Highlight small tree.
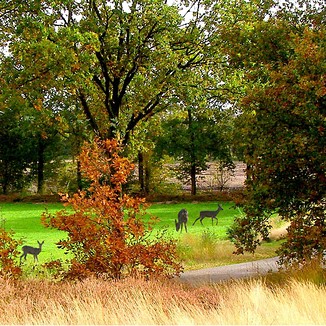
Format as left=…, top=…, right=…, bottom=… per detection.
left=42, top=138, right=182, bottom=280
left=213, top=161, right=236, bottom=191
left=155, top=106, right=234, bottom=195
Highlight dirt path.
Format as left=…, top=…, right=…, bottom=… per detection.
left=177, top=257, right=280, bottom=284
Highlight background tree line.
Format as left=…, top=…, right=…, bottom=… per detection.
left=0, top=0, right=241, bottom=196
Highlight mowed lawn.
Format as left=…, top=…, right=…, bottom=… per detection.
left=144, top=201, right=239, bottom=238
left=0, top=201, right=280, bottom=269
left=0, top=202, right=67, bottom=263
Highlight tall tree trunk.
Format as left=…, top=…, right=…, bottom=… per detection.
left=138, top=152, right=145, bottom=194
left=37, top=136, right=45, bottom=194
left=138, top=152, right=151, bottom=195
left=144, top=158, right=150, bottom=195
left=190, top=163, right=197, bottom=196
left=2, top=174, right=8, bottom=195
left=187, top=108, right=197, bottom=195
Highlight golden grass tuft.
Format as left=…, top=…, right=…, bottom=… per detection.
left=1, top=276, right=326, bottom=325
left=178, top=235, right=278, bottom=270
left=269, top=222, right=289, bottom=241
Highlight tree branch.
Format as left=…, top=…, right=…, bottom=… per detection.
left=78, top=91, right=102, bottom=138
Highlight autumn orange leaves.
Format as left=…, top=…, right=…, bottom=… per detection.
left=41, top=138, right=182, bottom=280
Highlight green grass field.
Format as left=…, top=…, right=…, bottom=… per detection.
left=0, top=201, right=282, bottom=271
left=145, top=201, right=239, bottom=237
left=0, top=202, right=67, bottom=265
left=0, top=204, right=323, bottom=324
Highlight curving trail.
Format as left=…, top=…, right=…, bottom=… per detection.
left=178, top=257, right=280, bottom=284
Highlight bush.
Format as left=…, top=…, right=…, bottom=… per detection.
left=42, top=138, right=182, bottom=280
left=0, top=221, right=22, bottom=279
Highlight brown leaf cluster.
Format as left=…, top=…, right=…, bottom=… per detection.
left=42, top=138, right=182, bottom=280
left=0, top=228, right=22, bottom=279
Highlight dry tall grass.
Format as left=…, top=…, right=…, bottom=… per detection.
left=178, top=236, right=278, bottom=269
left=1, top=276, right=325, bottom=325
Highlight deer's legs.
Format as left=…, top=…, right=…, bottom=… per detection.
left=20, top=253, right=27, bottom=264
left=192, top=218, right=200, bottom=226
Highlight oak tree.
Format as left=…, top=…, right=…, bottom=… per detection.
left=222, top=2, right=326, bottom=266
left=1, top=0, right=212, bottom=145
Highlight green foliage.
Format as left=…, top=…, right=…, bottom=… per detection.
left=226, top=6, right=326, bottom=265
left=41, top=160, right=80, bottom=194
left=1, top=0, right=214, bottom=146
left=0, top=108, right=35, bottom=194
left=154, top=105, right=235, bottom=195
left=0, top=86, right=79, bottom=195
left=1, top=0, right=238, bottom=195
left=277, top=207, right=326, bottom=267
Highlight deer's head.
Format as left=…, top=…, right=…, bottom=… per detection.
left=38, top=240, right=44, bottom=247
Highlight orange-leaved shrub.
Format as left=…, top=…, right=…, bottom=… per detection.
left=0, top=226, right=22, bottom=279
left=42, top=138, right=182, bottom=280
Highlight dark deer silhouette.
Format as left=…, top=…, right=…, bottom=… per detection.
left=175, top=208, right=188, bottom=233
left=20, top=240, right=44, bottom=265
left=192, top=204, right=223, bottom=226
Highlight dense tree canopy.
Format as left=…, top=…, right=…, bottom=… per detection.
left=224, top=2, right=326, bottom=265
left=0, top=107, right=33, bottom=193
left=1, top=0, right=238, bottom=194
left=0, top=0, right=218, bottom=146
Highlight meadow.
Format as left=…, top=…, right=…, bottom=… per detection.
left=0, top=201, right=282, bottom=270
left=1, top=201, right=325, bottom=325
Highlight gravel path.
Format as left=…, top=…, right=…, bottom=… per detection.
left=177, top=257, right=280, bottom=284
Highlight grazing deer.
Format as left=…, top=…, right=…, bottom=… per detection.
left=175, top=208, right=188, bottom=233
left=20, top=240, right=44, bottom=265
left=192, top=204, right=223, bottom=226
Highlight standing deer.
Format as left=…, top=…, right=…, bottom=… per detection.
left=175, top=208, right=188, bottom=233
left=192, top=204, right=223, bottom=226
left=20, top=240, right=44, bottom=265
